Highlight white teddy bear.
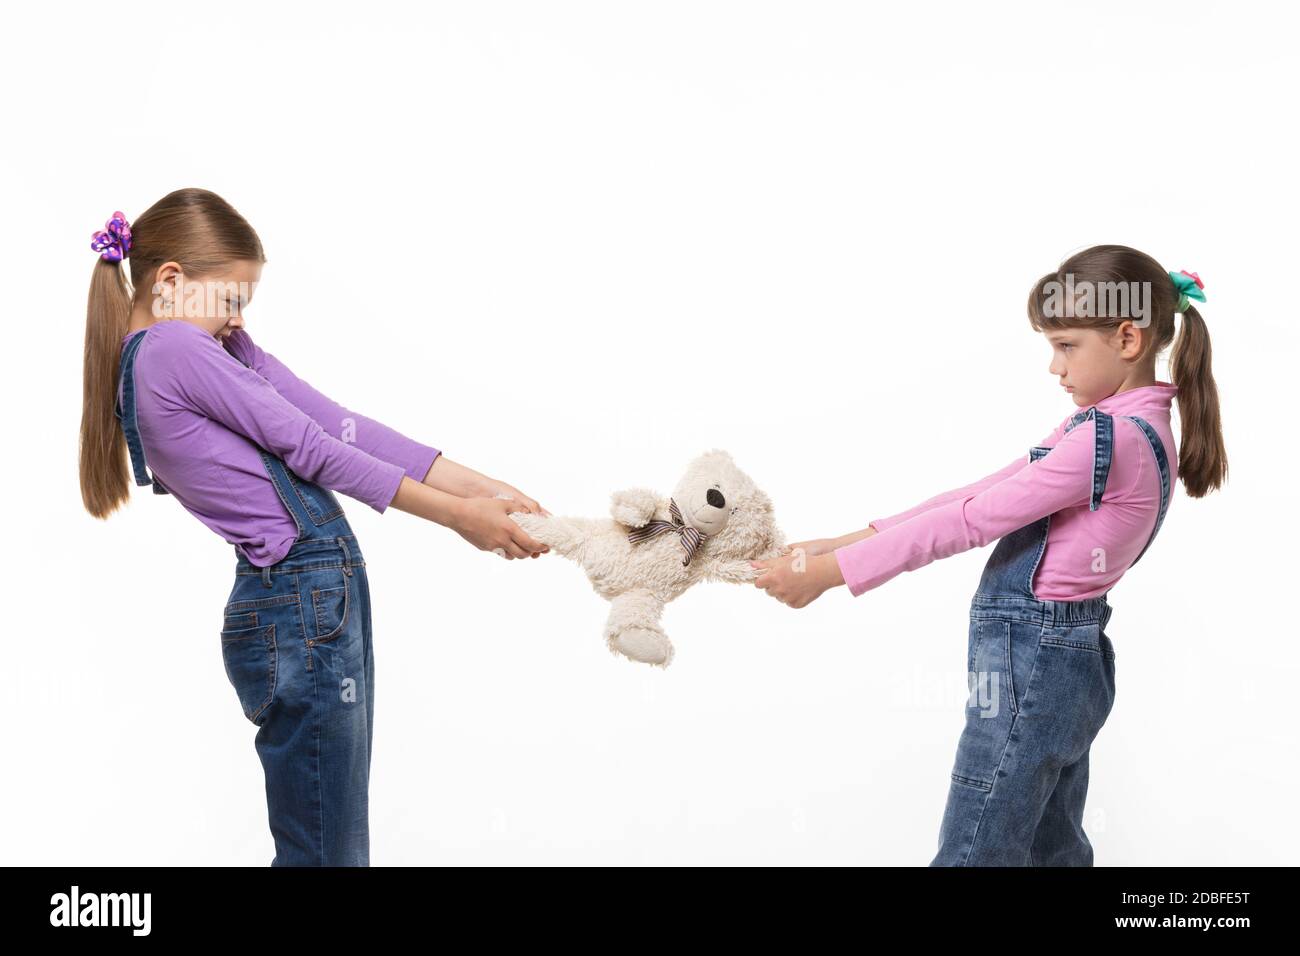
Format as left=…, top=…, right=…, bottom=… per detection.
left=509, top=450, right=786, bottom=667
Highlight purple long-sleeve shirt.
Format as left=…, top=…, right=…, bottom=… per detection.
left=119, top=319, right=441, bottom=566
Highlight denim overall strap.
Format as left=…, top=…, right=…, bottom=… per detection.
left=223, top=347, right=354, bottom=552
left=256, top=449, right=350, bottom=544
left=247, top=448, right=356, bottom=588
left=115, top=329, right=170, bottom=495
left=1117, top=414, right=1172, bottom=571
left=973, top=407, right=1119, bottom=611
left=1062, top=406, right=1114, bottom=512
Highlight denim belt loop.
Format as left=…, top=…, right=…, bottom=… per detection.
left=337, top=536, right=354, bottom=576
left=262, top=565, right=273, bottom=588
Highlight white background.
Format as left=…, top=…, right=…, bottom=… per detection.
left=3, top=1, right=1296, bottom=865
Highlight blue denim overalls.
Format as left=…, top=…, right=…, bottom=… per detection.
left=930, top=406, right=1171, bottom=866
left=118, top=327, right=376, bottom=866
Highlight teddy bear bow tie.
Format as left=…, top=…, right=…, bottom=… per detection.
left=627, top=498, right=705, bottom=566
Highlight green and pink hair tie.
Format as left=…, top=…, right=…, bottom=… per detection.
left=1170, top=269, right=1206, bottom=313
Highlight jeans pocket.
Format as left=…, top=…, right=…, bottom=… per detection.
left=220, top=617, right=277, bottom=725
left=1007, top=620, right=1047, bottom=718
left=953, top=618, right=1017, bottom=792
left=309, top=571, right=351, bottom=644
left=968, top=618, right=1045, bottom=721
left=1028, top=623, right=1115, bottom=755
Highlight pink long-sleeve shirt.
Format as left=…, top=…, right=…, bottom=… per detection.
left=834, top=383, right=1179, bottom=601
left=119, top=319, right=441, bottom=566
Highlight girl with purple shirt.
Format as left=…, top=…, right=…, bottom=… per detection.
left=79, top=188, right=549, bottom=865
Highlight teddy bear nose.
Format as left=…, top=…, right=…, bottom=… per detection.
left=706, top=489, right=725, bottom=509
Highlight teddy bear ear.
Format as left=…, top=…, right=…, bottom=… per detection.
left=703, top=448, right=734, bottom=462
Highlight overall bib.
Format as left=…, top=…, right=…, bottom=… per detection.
left=118, top=327, right=376, bottom=866
left=930, top=406, right=1171, bottom=866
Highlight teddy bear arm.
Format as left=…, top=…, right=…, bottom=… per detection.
left=609, top=487, right=662, bottom=528
left=509, top=512, right=592, bottom=558
left=705, top=557, right=763, bottom=585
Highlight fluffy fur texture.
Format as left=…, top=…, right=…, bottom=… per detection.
left=509, top=450, right=786, bottom=668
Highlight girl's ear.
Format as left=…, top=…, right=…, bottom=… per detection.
left=1117, top=320, right=1146, bottom=358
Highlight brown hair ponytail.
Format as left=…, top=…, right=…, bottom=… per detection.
left=1169, top=302, right=1227, bottom=497
left=79, top=188, right=265, bottom=518
left=80, top=256, right=135, bottom=518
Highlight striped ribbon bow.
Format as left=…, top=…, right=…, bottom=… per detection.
left=627, top=498, right=705, bottom=566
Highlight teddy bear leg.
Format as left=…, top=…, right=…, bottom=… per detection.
left=603, top=590, right=674, bottom=668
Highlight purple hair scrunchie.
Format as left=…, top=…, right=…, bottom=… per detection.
left=91, top=211, right=133, bottom=262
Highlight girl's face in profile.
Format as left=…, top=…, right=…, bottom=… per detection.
left=147, top=259, right=263, bottom=341
left=1046, top=323, right=1144, bottom=407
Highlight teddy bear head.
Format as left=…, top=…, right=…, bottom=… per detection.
left=672, top=449, right=784, bottom=560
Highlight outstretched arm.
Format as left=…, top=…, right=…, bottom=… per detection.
left=785, top=457, right=1035, bottom=558
left=225, top=329, right=548, bottom=514
left=390, top=478, right=548, bottom=559
left=861, top=422, right=1065, bottom=536
left=160, top=321, right=410, bottom=513
left=789, top=423, right=1067, bottom=557
left=422, top=456, right=550, bottom=515
left=224, top=328, right=441, bottom=483
left=756, top=419, right=1096, bottom=606
left=832, top=420, right=1095, bottom=597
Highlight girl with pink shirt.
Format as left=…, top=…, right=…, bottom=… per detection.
left=751, top=244, right=1227, bottom=865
